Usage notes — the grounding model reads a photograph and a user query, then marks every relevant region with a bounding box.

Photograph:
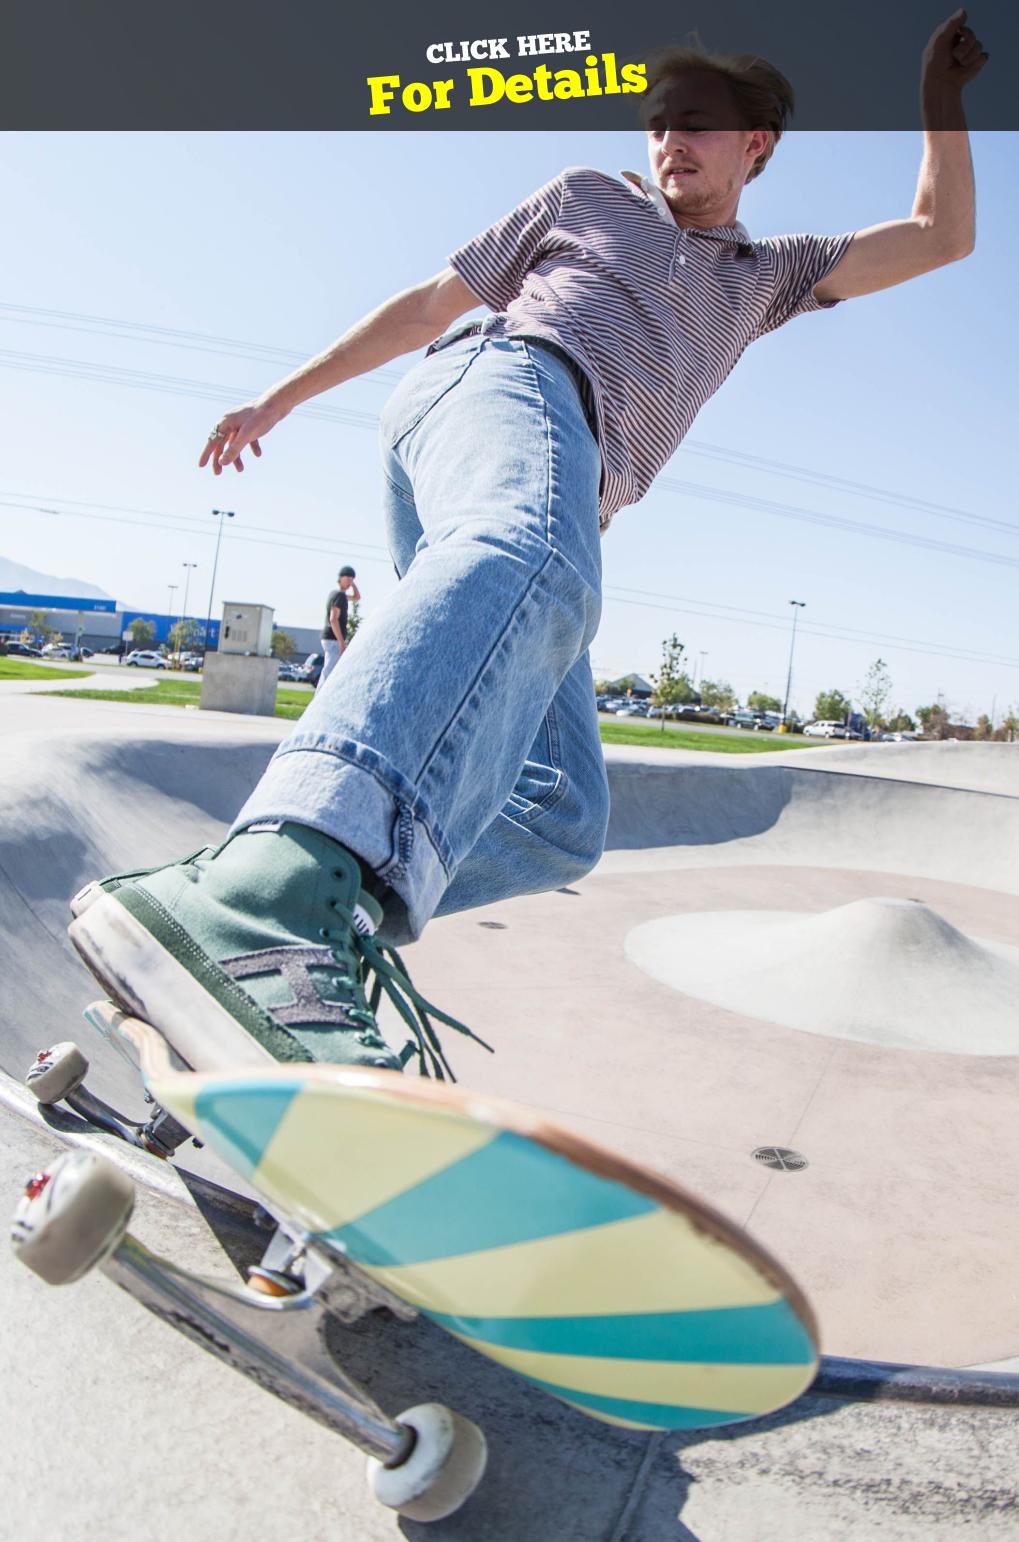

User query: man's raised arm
[814,10,987,303]
[200,267,480,474]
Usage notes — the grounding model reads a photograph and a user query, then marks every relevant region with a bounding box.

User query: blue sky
[1,129,1015,722]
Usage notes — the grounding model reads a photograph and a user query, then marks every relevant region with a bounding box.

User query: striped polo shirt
[449,165,854,526]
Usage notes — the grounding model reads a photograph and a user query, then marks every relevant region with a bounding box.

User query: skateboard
[11,1002,819,1523]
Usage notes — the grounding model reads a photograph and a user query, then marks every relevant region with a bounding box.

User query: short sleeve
[448,173,566,313]
[755,232,856,337]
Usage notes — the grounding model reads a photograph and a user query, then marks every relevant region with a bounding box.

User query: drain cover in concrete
[625,898,1019,1055]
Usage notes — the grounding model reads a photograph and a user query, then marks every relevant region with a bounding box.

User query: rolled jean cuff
[229,734,452,939]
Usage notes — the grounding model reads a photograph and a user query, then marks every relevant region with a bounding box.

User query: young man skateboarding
[70,15,986,1076]
[318,565,360,693]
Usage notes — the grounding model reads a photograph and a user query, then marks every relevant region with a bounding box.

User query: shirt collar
[620,171,753,251]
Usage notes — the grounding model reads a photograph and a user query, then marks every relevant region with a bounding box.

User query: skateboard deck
[112,1012,819,1432]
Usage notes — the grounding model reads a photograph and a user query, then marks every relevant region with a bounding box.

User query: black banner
[1,0,1011,129]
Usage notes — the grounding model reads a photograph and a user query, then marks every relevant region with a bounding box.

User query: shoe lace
[324,896,493,1081]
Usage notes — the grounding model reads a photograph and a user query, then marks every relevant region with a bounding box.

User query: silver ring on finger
[208,426,226,441]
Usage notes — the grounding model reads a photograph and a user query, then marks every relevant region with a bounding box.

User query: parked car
[124,649,167,669]
[878,731,916,742]
[727,710,774,731]
[2,640,44,657]
[41,643,73,659]
[277,660,304,682]
[802,720,846,738]
[300,652,324,687]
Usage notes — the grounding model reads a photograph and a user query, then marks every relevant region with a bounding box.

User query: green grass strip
[40,675,315,722]
[1,659,93,682]
[598,721,817,753]
[37,680,825,751]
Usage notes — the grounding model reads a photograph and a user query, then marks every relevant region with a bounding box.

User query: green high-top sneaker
[68,823,482,1077]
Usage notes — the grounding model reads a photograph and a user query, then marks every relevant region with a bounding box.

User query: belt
[426,322,580,381]
[424,323,596,436]
[424,321,484,356]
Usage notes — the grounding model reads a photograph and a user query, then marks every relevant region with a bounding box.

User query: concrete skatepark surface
[2,690,1018,1538]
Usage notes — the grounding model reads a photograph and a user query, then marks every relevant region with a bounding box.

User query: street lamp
[782,601,806,725]
[181,562,197,625]
[696,651,708,690]
[204,510,235,650]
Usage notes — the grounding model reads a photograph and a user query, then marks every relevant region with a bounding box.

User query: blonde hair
[641,38,795,182]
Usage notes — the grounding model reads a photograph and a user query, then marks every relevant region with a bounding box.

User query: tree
[916,695,951,740]
[860,658,892,729]
[972,714,993,741]
[994,707,1019,743]
[27,608,61,644]
[168,618,201,658]
[748,691,782,714]
[127,617,156,649]
[814,689,850,722]
[346,601,362,643]
[650,635,688,730]
[594,679,614,695]
[699,678,737,714]
[271,628,297,660]
[886,710,916,733]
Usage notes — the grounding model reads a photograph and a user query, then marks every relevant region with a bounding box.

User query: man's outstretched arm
[201,267,480,474]
[814,10,987,303]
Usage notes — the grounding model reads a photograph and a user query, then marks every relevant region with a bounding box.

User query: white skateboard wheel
[10,1151,134,1285]
[26,1042,89,1104]
[367,1402,487,1522]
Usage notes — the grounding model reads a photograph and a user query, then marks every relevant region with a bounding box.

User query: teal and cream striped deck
[153,1067,819,1430]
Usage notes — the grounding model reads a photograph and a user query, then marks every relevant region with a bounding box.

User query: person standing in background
[318,565,359,692]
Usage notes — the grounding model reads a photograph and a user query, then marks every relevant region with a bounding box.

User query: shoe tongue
[352,889,383,938]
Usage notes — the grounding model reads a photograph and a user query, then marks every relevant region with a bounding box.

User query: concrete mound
[625,897,1019,1055]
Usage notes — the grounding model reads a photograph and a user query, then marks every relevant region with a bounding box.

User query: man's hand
[196,268,479,477]
[199,398,288,476]
[922,10,988,97]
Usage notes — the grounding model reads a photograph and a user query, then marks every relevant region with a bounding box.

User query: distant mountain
[0,556,114,601]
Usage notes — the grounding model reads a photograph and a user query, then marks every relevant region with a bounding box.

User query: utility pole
[181,562,197,627]
[204,510,235,651]
[782,601,805,724]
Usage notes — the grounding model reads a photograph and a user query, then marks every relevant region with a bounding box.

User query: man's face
[338,575,354,591]
[643,69,767,221]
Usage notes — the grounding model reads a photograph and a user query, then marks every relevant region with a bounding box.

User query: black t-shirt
[321,588,348,641]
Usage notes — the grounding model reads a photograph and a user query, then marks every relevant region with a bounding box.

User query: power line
[7,346,1018,576]
[1,301,1013,538]
[0,302,406,383]
[1,492,1015,674]
[601,588,1019,672]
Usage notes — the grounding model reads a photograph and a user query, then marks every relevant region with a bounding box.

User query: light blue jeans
[315,637,342,692]
[233,324,610,944]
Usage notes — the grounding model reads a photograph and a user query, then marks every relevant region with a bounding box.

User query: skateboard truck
[10,1150,487,1523]
[26,1040,200,1159]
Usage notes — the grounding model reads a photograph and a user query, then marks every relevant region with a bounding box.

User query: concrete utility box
[200,601,277,715]
[219,602,274,657]
[200,652,278,716]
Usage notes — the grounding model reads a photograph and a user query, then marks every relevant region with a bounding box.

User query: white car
[803,720,846,738]
[41,643,73,658]
[124,650,167,669]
